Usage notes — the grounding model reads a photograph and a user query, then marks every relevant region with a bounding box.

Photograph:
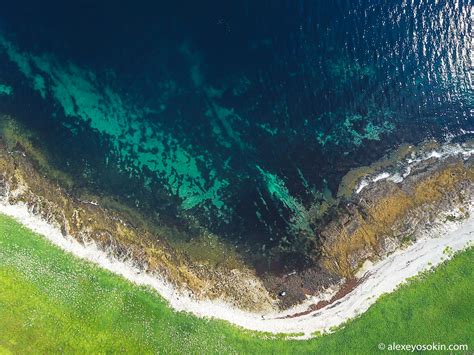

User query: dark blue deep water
[0,0,472,270]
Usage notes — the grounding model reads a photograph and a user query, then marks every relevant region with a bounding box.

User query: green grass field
[0,213,472,354]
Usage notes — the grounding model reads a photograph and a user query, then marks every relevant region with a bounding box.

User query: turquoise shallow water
[0,0,472,271]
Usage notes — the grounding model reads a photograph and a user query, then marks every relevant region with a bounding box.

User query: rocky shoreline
[0,117,276,312]
[2,184,472,338]
[0,116,473,313]
[260,141,474,309]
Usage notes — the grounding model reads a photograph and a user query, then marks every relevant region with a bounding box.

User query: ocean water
[0,0,472,271]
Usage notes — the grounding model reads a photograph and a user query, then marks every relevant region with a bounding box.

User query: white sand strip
[0,199,473,339]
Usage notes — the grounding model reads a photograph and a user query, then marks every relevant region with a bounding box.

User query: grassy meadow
[0,213,472,354]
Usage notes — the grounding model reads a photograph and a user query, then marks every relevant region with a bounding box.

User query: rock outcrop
[1,116,472,311]
[0,117,276,312]
[261,142,473,308]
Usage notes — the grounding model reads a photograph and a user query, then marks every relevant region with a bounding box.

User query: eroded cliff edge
[1,116,472,312]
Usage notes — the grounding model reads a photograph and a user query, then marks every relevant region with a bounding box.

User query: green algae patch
[315,108,396,148]
[0,83,13,96]
[257,165,311,232]
[1,213,473,353]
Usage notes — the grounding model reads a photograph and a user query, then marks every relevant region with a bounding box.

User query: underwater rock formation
[1,116,472,311]
[261,143,474,307]
[0,0,472,312]
[0,117,275,312]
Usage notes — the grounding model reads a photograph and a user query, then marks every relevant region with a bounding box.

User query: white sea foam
[356,142,474,194]
[1,196,473,339]
[372,172,390,182]
[355,180,369,193]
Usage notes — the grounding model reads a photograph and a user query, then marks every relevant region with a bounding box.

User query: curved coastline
[0,2,472,348]
[1,198,472,338]
[0,126,473,337]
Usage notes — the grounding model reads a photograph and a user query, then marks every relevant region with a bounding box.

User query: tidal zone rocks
[0,116,275,312]
[263,141,473,309]
[321,155,473,277]
[0,115,473,313]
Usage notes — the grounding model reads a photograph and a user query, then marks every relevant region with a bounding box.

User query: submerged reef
[261,142,474,308]
[0,29,435,252]
[0,117,274,312]
[0,19,472,277]
[0,83,12,96]
[1,116,472,311]
[0,33,230,215]
[0,0,472,312]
